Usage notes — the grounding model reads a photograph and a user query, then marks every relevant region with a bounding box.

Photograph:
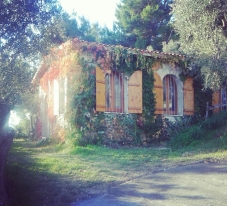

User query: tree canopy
[172,0,227,88]
[0,0,63,106]
[0,0,62,57]
[115,0,173,50]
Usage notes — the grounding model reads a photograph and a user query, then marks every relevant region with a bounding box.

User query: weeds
[200,111,227,130]
[168,111,227,150]
[169,125,204,149]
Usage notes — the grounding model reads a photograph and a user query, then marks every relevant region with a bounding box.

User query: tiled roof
[32,38,186,83]
[72,38,186,58]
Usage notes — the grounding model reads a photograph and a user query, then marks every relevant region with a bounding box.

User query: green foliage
[115,0,173,50]
[97,24,127,45]
[169,125,204,150]
[205,133,227,150]
[172,0,227,88]
[1,0,62,58]
[0,0,63,109]
[165,116,194,136]
[169,111,227,150]
[66,61,98,146]
[193,76,213,116]
[0,58,33,105]
[162,40,181,54]
[139,69,163,142]
[200,111,227,130]
[113,48,156,75]
[111,48,140,76]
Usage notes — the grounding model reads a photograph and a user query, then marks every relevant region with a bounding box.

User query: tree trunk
[0,135,13,206]
[0,103,13,206]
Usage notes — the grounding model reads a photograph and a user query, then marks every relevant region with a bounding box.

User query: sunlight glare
[9,110,20,127]
[59,0,120,28]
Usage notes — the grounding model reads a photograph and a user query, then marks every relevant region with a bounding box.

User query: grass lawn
[5,136,227,206]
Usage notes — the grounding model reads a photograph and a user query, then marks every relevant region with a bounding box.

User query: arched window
[105,71,124,112]
[163,75,178,115]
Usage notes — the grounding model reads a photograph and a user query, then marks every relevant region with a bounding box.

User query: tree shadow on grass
[6,162,106,206]
[5,140,114,206]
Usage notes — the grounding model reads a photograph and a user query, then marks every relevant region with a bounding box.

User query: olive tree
[172,0,227,88]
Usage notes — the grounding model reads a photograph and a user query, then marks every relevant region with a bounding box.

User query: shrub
[168,125,204,150]
[220,133,227,149]
[200,111,227,130]
[168,111,227,150]
[165,115,193,136]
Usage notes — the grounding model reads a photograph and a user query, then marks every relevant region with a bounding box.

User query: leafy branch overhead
[172,0,227,89]
[0,0,62,105]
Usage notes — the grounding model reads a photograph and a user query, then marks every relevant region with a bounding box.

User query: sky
[59,0,121,29]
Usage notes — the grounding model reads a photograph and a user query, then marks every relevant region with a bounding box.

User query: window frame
[96,66,142,114]
[105,71,124,113]
[163,75,178,115]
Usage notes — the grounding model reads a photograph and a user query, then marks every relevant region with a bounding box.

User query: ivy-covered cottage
[32,38,195,145]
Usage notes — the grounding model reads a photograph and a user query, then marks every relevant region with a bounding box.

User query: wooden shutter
[153,72,163,115]
[128,70,142,113]
[96,66,106,112]
[212,90,220,113]
[183,77,194,115]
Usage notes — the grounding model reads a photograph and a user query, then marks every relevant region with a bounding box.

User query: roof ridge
[72,38,186,58]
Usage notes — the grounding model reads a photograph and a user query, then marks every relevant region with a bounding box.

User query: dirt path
[72,160,227,206]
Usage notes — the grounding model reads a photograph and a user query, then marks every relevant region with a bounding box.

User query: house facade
[32,38,195,145]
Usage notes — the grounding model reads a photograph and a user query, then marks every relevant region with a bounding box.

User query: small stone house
[32,38,195,145]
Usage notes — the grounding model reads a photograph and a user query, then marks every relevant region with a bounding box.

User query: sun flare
[9,111,20,127]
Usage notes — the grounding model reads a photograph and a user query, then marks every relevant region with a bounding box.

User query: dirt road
[73,160,227,206]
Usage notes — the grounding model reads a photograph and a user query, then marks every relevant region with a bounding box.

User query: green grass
[6,134,227,206]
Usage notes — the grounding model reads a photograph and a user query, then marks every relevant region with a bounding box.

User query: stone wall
[98,113,140,146]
